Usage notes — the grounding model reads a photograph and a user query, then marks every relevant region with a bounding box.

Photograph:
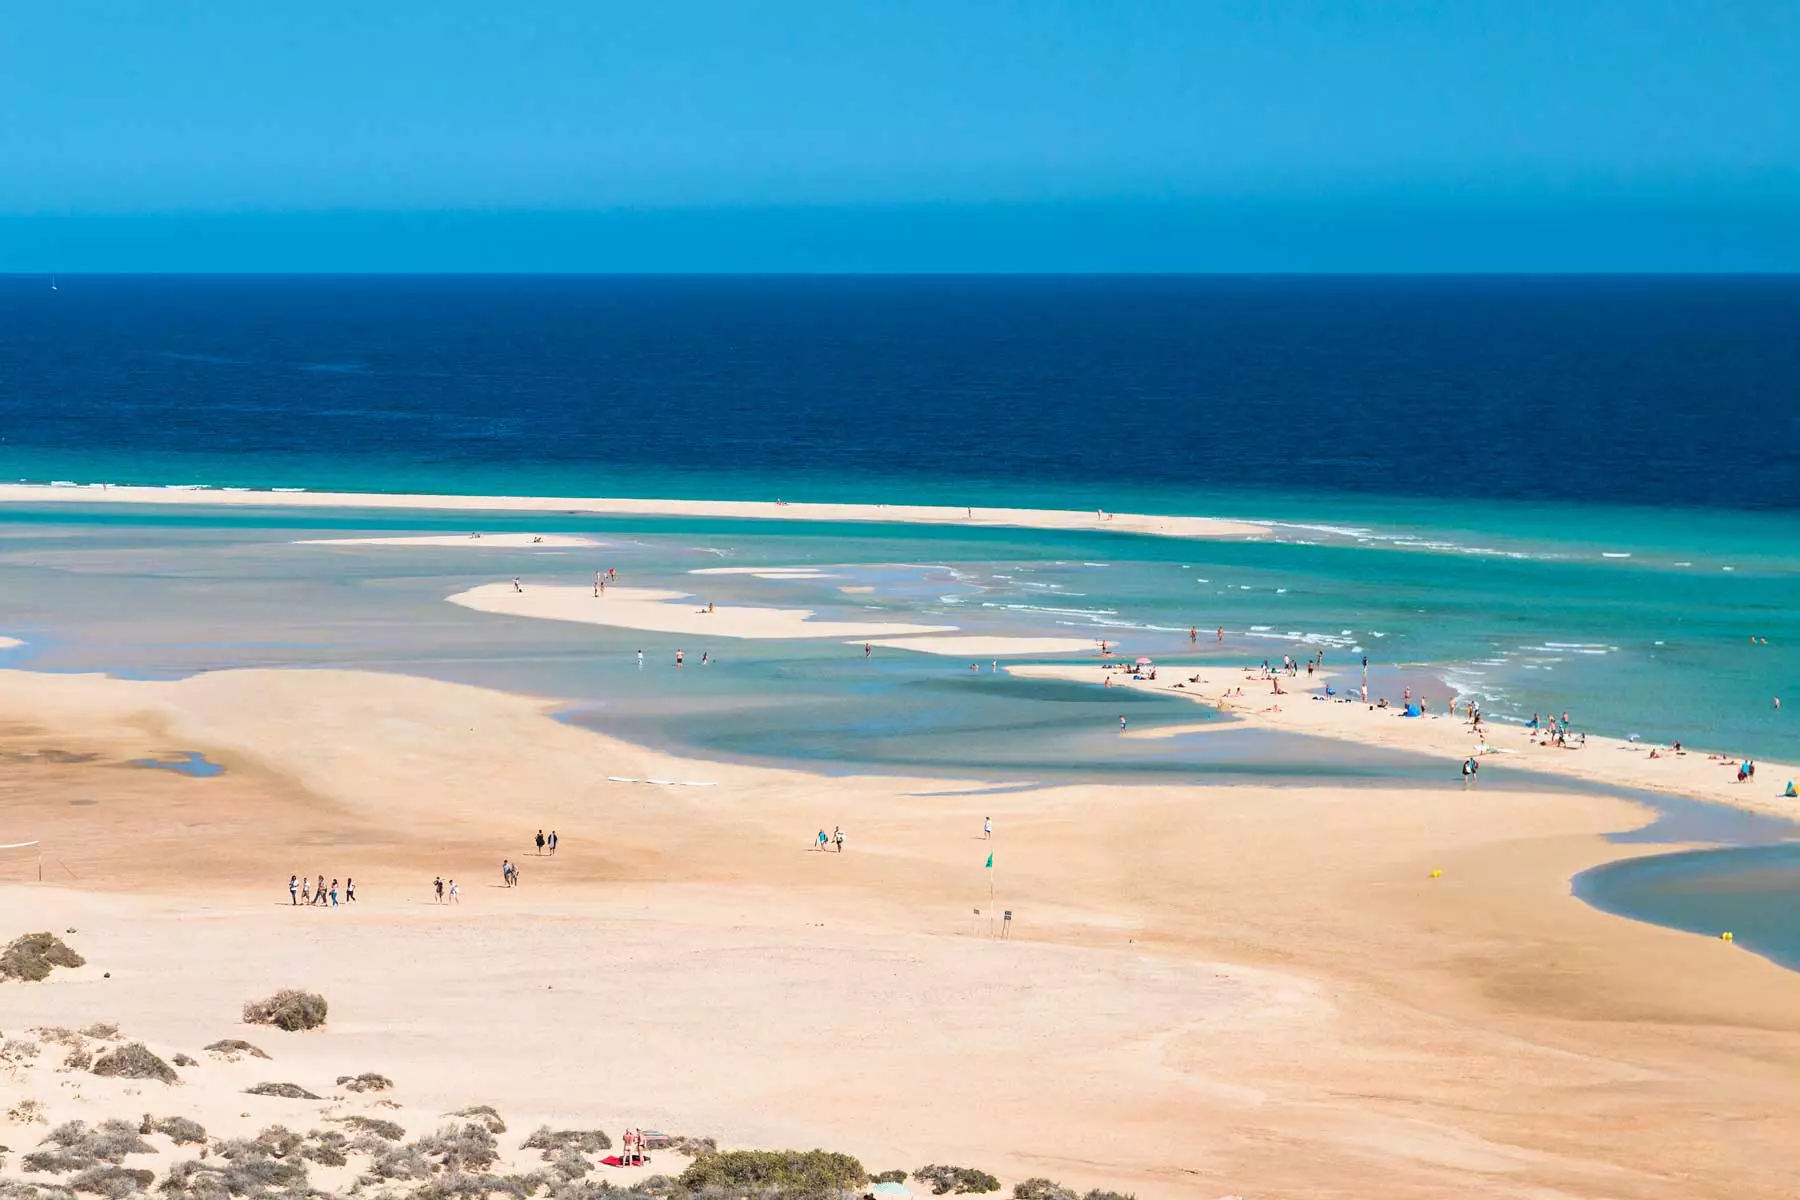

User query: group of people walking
[289,873,354,906]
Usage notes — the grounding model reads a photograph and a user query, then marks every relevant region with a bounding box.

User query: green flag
[984,853,993,869]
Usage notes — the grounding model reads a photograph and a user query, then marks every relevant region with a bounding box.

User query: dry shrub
[336,1072,392,1093]
[1012,1182,1076,1200]
[914,1166,1001,1196]
[680,1149,867,1200]
[32,1029,83,1048]
[140,1116,207,1146]
[448,1107,506,1135]
[549,1152,593,1181]
[0,935,84,983]
[872,1171,909,1184]
[522,1128,611,1156]
[65,1166,151,1199]
[201,1039,269,1062]
[60,1048,93,1072]
[91,1043,178,1085]
[333,1115,406,1142]
[412,1123,500,1174]
[0,1182,77,1200]
[8,1100,47,1125]
[241,990,327,1032]
[21,1120,152,1174]
[300,1130,349,1167]
[78,1024,118,1041]
[3,1039,41,1064]
[243,1082,320,1100]
[1080,1192,1135,1200]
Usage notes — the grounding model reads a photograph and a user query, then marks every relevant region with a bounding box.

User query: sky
[3,1,1797,271]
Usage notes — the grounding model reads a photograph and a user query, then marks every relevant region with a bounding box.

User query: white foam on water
[1602,552,1632,558]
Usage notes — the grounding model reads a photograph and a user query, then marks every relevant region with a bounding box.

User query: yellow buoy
[1722,932,1734,942]
[1429,869,1443,878]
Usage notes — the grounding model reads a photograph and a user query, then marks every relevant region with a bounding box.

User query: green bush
[871,1171,908,1185]
[1012,1181,1076,1200]
[913,1166,1000,1196]
[0,934,84,983]
[241,990,328,1032]
[1080,1192,1135,1200]
[334,1115,406,1142]
[337,1072,393,1093]
[679,1149,866,1199]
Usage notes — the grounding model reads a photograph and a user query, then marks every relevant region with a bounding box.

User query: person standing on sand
[536,829,546,855]
[548,830,558,854]
[289,874,299,906]
[434,876,444,903]
[329,879,339,906]
[512,577,522,593]
[301,876,312,904]
[314,874,328,906]
[833,826,845,852]
[346,877,356,902]
[983,817,992,840]
[449,879,460,903]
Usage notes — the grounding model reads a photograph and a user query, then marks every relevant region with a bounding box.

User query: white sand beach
[0,483,1270,542]
[1009,660,1800,813]
[4,664,1800,1199]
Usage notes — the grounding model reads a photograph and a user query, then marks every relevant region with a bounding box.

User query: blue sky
[4,2,1797,270]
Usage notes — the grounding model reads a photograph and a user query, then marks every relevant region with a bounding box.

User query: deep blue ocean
[5,274,1799,512]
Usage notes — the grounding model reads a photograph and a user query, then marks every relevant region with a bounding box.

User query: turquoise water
[1576,840,1800,971]
[129,751,225,778]
[0,500,1793,764]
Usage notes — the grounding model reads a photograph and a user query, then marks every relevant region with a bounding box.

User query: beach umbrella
[1136,656,1153,664]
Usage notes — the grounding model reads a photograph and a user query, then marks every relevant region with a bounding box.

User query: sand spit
[446,582,957,640]
[0,483,1271,542]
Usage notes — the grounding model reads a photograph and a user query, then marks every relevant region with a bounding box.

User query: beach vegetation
[243,1082,320,1100]
[172,1053,197,1067]
[65,1165,153,1198]
[241,990,328,1032]
[333,1115,405,1142]
[337,1071,392,1093]
[78,1024,119,1041]
[91,1043,179,1085]
[202,1039,269,1061]
[301,1130,350,1167]
[549,1152,594,1181]
[523,1128,611,1156]
[912,1167,999,1196]
[0,1182,79,1200]
[140,1116,207,1146]
[448,1107,506,1134]
[3,1038,42,1064]
[8,1100,47,1125]
[1079,1191,1135,1200]
[0,934,85,983]
[669,1137,717,1158]
[1011,1182,1075,1200]
[678,1149,866,1199]
[22,1120,153,1173]
[60,1047,94,1072]
[871,1173,908,1185]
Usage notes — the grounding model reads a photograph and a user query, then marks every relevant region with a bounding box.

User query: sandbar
[295,533,603,548]
[0,482,1271,541]
[0,635,21,649]
[1009,661,1800,813]
[854,635,1104,656]
[447,581,956,640]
